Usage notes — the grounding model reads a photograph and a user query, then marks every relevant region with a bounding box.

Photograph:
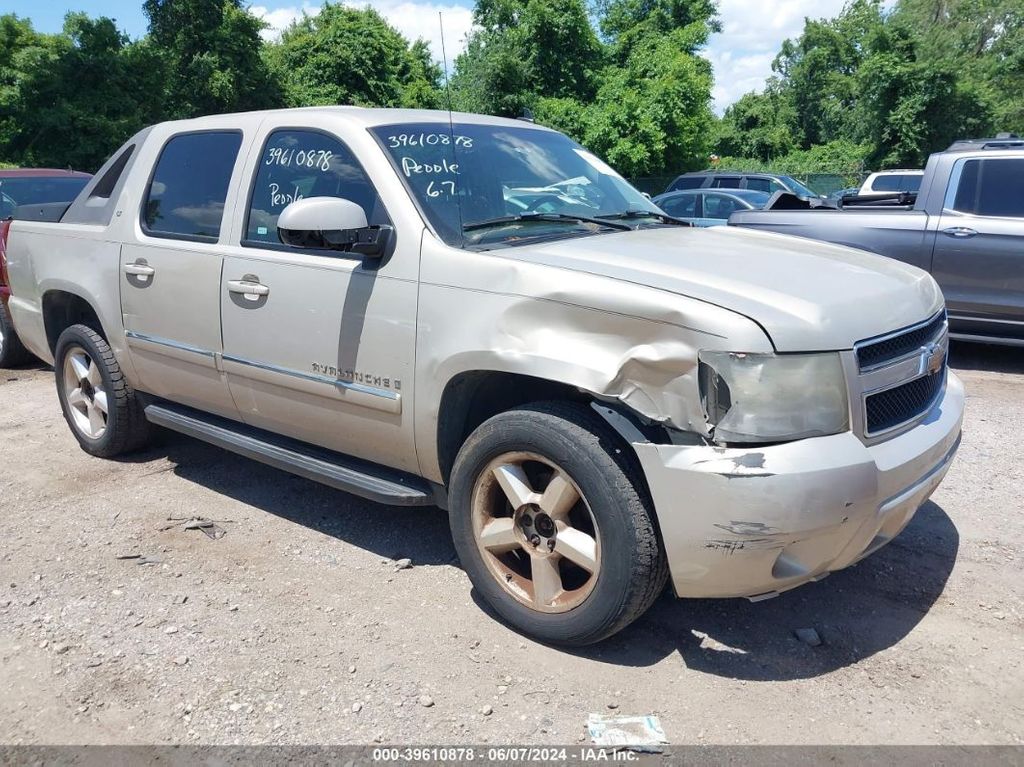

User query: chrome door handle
[942,227,978,238]
[123,262,155,277]
[226,279,270,298]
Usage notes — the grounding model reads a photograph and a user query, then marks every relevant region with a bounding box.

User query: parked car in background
[1,168,92,367]
[653,188,770,226]
[859,169,924,195]
[5,108,962,645]
[730,136,1024,346]
[664,170,823,199]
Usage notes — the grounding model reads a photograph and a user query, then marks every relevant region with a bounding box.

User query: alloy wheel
[62,346,109,439]
[471,451,601,613]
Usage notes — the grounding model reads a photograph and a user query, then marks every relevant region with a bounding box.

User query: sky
[5,0,856,113]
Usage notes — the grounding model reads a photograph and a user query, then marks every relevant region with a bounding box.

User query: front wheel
[449,402,668,646]
[54,324,151,457]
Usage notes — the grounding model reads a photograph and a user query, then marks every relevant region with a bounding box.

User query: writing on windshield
[372,123,659,247]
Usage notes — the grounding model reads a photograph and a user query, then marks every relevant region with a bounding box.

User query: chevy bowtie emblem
[924,342,946,375]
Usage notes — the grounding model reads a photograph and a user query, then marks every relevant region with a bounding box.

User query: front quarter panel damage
[414,238,774,482]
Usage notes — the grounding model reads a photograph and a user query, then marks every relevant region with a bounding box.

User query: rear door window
[702,193,744,219]
[744,177,787,194]
[949,159,1024,218]
[669,177,704,191]
[709,176,742,189]
[142,131,242,241]
[659,194,698,218]
[245,129,389,247]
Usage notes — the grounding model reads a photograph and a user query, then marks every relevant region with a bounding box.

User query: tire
[449,401,668,646]
[54,324,151,457]
[0,300,33,368]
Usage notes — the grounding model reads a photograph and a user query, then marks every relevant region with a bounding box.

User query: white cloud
[703,0,851,114]
[250,1,473,65]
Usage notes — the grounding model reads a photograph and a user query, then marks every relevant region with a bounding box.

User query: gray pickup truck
[730,136,1024,346]
[5,108,963,645]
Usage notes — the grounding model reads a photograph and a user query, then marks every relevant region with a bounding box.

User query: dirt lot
[1,343,1022,746]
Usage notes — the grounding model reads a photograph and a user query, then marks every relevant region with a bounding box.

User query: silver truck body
[730,145,1024,346]
[6,107,963,604]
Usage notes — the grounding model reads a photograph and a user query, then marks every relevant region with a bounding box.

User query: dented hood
[502,226,943,351]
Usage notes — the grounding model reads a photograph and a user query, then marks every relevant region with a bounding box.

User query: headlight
[698,351,849,444]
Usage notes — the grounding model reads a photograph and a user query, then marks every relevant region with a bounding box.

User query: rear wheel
[55,324,151,457]
[449,401,668,646]
[0,300,32,368]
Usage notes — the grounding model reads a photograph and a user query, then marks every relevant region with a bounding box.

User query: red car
[1,169,92,367]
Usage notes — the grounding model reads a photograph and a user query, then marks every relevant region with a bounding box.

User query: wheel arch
[41,289,107,353]
[435,371,589,486]
[434,369,672,487]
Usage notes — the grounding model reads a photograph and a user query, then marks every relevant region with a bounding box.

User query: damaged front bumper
[633,373,965,599]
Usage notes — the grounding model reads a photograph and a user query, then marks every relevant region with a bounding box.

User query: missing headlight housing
[698,351,849,444]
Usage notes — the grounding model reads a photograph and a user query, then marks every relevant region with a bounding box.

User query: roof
[947,134,1024,152]
[0,168,92,178]
[675,169,785,177]
[156,106,556,132]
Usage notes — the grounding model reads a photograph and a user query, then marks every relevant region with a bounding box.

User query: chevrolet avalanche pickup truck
[730,136,1024,346]
[5,108,964,645]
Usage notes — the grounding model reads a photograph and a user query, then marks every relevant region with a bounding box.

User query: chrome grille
[857,312,947,370]
[854,311,948,439]
[865,369,945,434]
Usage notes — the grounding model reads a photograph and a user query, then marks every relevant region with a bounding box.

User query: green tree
[714,83,800,161]
[452,0,604,116]
[143,0,282,118]
[857,17,993,166]
[264,5,441,109]
[454,0,717,176]
[0,13,165,170]
[772,0,884,148]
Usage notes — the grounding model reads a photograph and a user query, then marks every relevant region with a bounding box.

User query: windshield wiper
[463,212,632,232]
[597,210,691,226]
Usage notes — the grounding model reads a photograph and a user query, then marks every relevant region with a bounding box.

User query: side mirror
[277,197,393,258]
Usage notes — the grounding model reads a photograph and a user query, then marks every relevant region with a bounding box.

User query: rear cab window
[244,129,389,249]
[0,176,91,219]
[141,131,243,242]
[948,158,1024,218]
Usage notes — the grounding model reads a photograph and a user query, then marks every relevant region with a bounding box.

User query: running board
[144,403,434,506]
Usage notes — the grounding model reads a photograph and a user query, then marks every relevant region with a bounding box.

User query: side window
[710,176,742,189]
[660,195,697,218]
[143,132,242,241]
[703,194,741,219]
[744,177,771,193]
[951,159,1024,218]
[245,129,388,246]
[670,177,703,191]
[872,175,903,193]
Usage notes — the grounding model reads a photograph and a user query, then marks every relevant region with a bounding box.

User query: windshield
[371,123,663,248]
[0,176,90,218]
[779,176,819,198]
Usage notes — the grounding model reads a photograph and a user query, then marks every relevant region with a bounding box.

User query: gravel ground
[1,342,1022,746]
